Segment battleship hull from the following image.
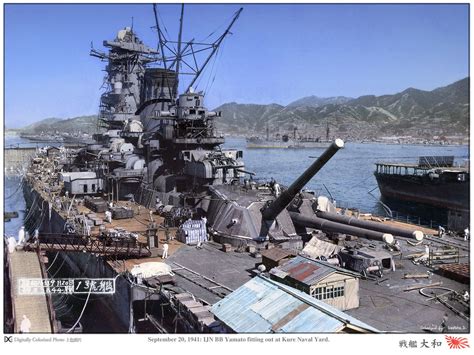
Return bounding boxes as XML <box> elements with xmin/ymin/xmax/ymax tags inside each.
<box><xmin>22</xmin><ymin>182</ymin><xmax>133</xmax><ymax>332</ymax></box>
<box><xmin>374</xmin><ymin>173</ymin><xmax>469</xmax><ymax>211</ymax></box>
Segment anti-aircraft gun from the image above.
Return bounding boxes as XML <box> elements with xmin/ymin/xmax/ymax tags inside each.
<box><xmin>205</xmin><ymin>139</ymin><xmax>345</xmax><ymax>248</ymax></box>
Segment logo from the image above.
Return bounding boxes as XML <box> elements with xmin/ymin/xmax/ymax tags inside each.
<box><xmin>445</xmin><ymin>336</ymin><xmax>470</xmax><ymax>349</ymax></box>
<box><xmin>4</xmin><ymin>336</ymin><xmax>13</xmax><ymax>343</ymax></box>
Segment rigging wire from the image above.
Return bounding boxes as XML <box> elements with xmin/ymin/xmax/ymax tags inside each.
<box><xmin>49</xmin><ymin>258</ymin><xmax>67</xmax><ymax>279</ymax></box>
<box><xmin>5</xmin><ymin>177</ymin><xmax>26</xmax><ymax>200</ymax></box>
<box><xmin>205</xmin><ymin>35</ymin><xmax>227</xmax><ymax>96</ymax></box>
<box><xmin>46</xmin><ymin>253</ymin><xmax>60</xmax><ymax>272</ymax></box>
<box><xmin>197</xmin><ymin>9</ymin><xmax>236</xmax><ymax>43</ymax></box>
<box><xmin>66</xmin><ymin>282</ymin><xmax>92</xmax><ymax>333</ymax></box>
<box><xmin>65</xmin><ymin>272</ymin><xmax>124</xmax><ymax>333</ymax></box>
<box><xmin>203</xmin><ymin>45</ymin><xmax>220</xmax><ymax>95</ymax></box>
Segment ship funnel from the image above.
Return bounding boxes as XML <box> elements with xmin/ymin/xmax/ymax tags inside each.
<box><xmin>262</xmin><ymin>138</ymin><xmax>344</xmax><ymax>221</ymax></box>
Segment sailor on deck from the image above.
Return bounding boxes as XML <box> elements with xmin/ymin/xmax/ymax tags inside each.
<box><xmin>20</xmin><ymin>315</ymin><xmax>31</xmax><ymax>333</ymax></box>
<box><xmin>18</xmin><ymin>226</ymin><xmax>26</xmax><ymax>245</ymax></box>
<box><xmin>162</xmin><ymin>243</ymin><xmax>169</xmax><ymax>259</ymax></box>
<box><xmin>438</xmin><ymin>226</ymin><xmax>445</xmax><ymax>237</ymax></box>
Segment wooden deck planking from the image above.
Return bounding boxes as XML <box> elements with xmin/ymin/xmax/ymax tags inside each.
<box><xmin>9</xmin><ymin>251</ymin><xmax>52</xmax><ymax>333</ymax></box>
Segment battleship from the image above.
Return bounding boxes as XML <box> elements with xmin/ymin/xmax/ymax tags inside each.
<box><xmin>5</xmin><ymin>5</ymin><xmax>470</xmax><ymax>335</ymax></box>
<box><xmin>375</xmin><ymin>156</ymin><xmax>470</xmax><ymax>232</ymax></box>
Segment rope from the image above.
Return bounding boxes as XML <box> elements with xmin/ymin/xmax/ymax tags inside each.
<box><xmin>49</xmin><ymin>258</ymin><xmax>67</xmax><ymax>279</ymax></box>
<box><xmin>66</xmin><ymin>272</ymin><xmax>124</xmax><ymax>333</ymax></box>
<box><xmin>46</xmin><ymin>253</ymin><xmax>59</xmax><ymax>272</ymax></box>
<box><xmin>22</xmin><ymin>195</ymin><xmax>39</xmax><ymax>222</ymax></box>
<box><xmin>5</xmin><ymin>178</ymin><xmax>26</xmax><ymax>200</ymax></box>
<box><xmin>66</xmin><ymin>283</ymin><xmax>92</xmax><ymax>333</ymax></box>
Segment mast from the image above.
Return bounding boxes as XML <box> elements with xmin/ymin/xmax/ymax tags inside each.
<box><xmin>153</xmin><ymin>3</ymin><xmax>175</xmax><ymax>109</ymax></box>
<box><xmin>185</xmin><ymin>7</ymin><xmax>243</xmax><ymax>93</ymax></box>
<box><xmin>152</xmin><ymin>5</ymin><xmax>243</xmax><ymax>97</ymax></box>
<box><xmin>153</xmin><ymin>4</ymin><xmax>167</xmax><ymax>71</ymax></box>
<box><xmin>173</xmin><ymin>4</ymin><xmax>185</xmax><ymax>99</ymax></box>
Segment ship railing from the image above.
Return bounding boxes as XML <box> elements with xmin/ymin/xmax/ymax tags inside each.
<box><xmin>390</xmin><ymin>210</ymin><xmax>446</xmax><ymax>230</ymax></box>
<box><xmin>375</xmin><ymin>163</ymin><xmax>430</xmax><ymax>176</ymax></box>
<box><xmin>27</xmin><ymin>233</ymin><xmax>151</xmax><ymax>258</ymax></box>
<box><xmin>336</xmin><ymin>199</ymin><xmax>446</xmax><ymax>231</ymax></box>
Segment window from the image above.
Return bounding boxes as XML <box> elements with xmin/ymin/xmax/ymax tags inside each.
<box><xmin>312</xmin><ymin>287</ymin><xmax>324</xmax><ymax>300</ymax></box>
<box><xmin>189</xmin><ymin>109</ymin><xmax>196</xmax><ymax>115</ymax></box>
<box><xmin>83</xmin><ymin>184</ymin><xmax>88</xmax><ymax>193</ymax></box>
<box><xmin>333</xmin><ymin>286</ymin><xmax>345</xmax><ymax>298</ymax></box>
<box><xmin>312</xmin><ymin>285</ymin><xmax>345</xmax><ymax>300</ymax></box>
<box><xmin>382</xmin><ymin>258</ymin><xmax>392</xmax><ymax>269</ymax></box>
<box><xmin>92</xmin><ymin>184</ymin><xmax>96</xmax><ymax>192</ymax></box>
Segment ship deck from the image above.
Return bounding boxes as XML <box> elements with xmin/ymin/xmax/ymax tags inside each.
<box><xmin>345</xmin><ymin>236</ymin><xmax>469</xmax><ymax>332</ymax></box>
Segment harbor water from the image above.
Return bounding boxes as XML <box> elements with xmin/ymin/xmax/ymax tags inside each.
<box><xmin>223</xmin><ymin>137</ymin><xmax>469</xmax><ymax>226</ymax></box>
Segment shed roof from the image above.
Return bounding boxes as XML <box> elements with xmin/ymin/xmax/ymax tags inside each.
<box><xmin>210</xmin><ymin>275</ymin><xmax>378</xmax><ymax>333</ymax></box>
<box><xmin>270</xmin><ymin>255</ymin><xmax>360</xmax><ymax>286</ymax></box>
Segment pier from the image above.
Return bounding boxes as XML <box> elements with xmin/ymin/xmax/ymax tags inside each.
<box><xmin>7</xmin><ymin>249</ymin><xmax>55</xmax><ymax>333</ymax></box>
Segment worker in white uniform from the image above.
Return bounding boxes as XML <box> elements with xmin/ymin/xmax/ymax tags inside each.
<box><xmin>162</xmin><ymin>243</ymin><xmax>169</xmax><ymax>259</ymax></box>
<box><xmin>18</xmin><ymin>226</ymin><xmax>26</xmax><ymax>245</ymax></box>
<box><xmin>463</xmin><ymin>290</ymin><xmax>470</xmax><ymax>302</ymax></box>
<box><xmin>105</xmin><ymin>211</ymin><xmax>112</xmax><ymax>223</ymax></box>
<box><xmin>20</xmin><ymin>315</ymin><xmax>32</xmax><ymax>333</ymax></box>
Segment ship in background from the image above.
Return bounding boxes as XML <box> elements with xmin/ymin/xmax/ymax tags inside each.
<box><xmin>374</xmin><ymin>156</ymin><xmax>470</xmax><ymax>231</ymax></box>
<box><xmin>247</xmin><ymin>123</ymin><xmax>333</xmax><ymax>149</ymax></box>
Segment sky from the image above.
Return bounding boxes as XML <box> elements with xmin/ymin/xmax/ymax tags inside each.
<box><xmin>4</xmin><ymin>3</ymin><xmax>469</xmax><ymax>128</ymax></box>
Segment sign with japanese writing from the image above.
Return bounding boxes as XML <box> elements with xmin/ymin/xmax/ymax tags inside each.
<box><xmin>18</xmin><ymin>278</ymin><xmax>115</xmax><ymax>295</ymax></box>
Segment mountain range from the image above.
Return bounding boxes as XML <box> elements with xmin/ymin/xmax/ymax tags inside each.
<box><xmin>214</xmin><ymin>77</ymin><xmax>469</xmax><ymax>139</ymax></box>
<box><xmin>10</xmin><ymin>77</ymin><xmax>469</xmax><ymax>140</ymax></box>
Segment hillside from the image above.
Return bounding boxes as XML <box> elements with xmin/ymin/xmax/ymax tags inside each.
<box><xmin>17</xmin><ymin>115</ymin><xmax>99</xmax><ymax>134</ymax></box>
<box><xmin>215</xmin><ymin>77</ymin><xmax>469</xmax><ymax>140</ymax></box>
<box><xmin>286</xmin><ymin>96</ymin><xmax>353</xmax><ymax>108</ymax></box>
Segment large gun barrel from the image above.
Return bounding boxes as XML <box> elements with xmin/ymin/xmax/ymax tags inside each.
<box><xmin>289</xmin><ymin>212</ymin><xmax>394</xmax><ymax>244</ymax></box>
<box><xmin>315</xmin><ymin>211</ymin><xmax>424</xmax><ymax>241</ymax></box>
<box><xmin>262</xmin><ymin>139</ymin><xmax>344</xmax><ymax>221</ymax></box>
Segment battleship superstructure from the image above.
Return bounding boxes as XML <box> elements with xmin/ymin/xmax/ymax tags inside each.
<box><xmin>83</xmin><ymin>9</ymin><xmax>250</xmax><ymax>221</ymax></box>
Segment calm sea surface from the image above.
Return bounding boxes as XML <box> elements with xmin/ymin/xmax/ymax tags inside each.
<box><xmin>4</xmin><ymin>135</ymin><xmax>469</xmax><ymax>236</ymax></box>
